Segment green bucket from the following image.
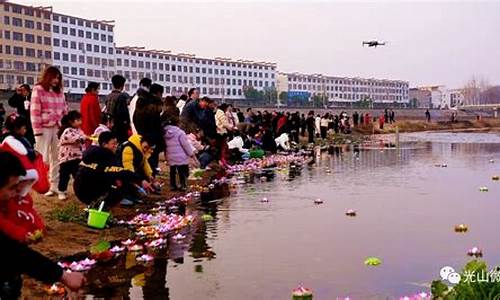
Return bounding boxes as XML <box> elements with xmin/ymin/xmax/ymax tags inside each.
<box><xmin>249</xmin><ymin>149</ymin><xmax>265</xmax><ymax>159</ymax></box>
<box><xmin>87</xmin><ymin>209</ymin><xmax>110</xmax><ymax>229</ymax></box>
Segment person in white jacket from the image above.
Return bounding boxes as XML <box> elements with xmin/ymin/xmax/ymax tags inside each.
<box><xmin>315</xmin><ymin>114</ymin><xmax>321</xmax><ymax>138</ymax></box>
<box><xmin>275</xmin><ymin>133</ymin><xmax>290</xmax><ymax>151</ymax></box>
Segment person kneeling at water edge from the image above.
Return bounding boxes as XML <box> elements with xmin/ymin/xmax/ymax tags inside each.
<box><xmin>0</xmin><ymin>151</ymin><xmax>86</xmax><ymax>298</ymax></box>
<box><xmin>119</xmin><ymin>134</ymin><xmax>158</xmax><ymax>199</ymax></box>
<box><xmin>74</xmin><ymin>132</ymin><xmax>145</xmax><ymax>208</ymax></box>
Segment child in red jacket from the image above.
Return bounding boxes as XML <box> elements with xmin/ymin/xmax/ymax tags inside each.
<box><xmin>0</xmin><ymin>135</ymin><xmax>49</xmax><ymax>243</ymax></box>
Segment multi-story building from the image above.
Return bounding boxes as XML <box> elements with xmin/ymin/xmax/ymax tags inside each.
<box><xmin>442</xmin><ymin>88</ymin><xmax>464</xmax><ymax>108</ymax></box>
<box><xmin>410</xmin><ymin>85</ymin><xmax>446</xmax><ymax>109</ymax></box>
<box><xmin>51</xmin><ymin>11</ymin><xmax>115</xmax><ymax>95</ymax></box>
<box><xmin>114</xmin><ymin>46</ymin><xmax>277</xmax><ymax>100</ymax></box>
<box><xmin>409</xmin><ymin>88</ymin><xmax>431</xmax><ymax>108</ymax></box>
<box><xmin>0</xmin><ymin>0</ymin><xmax>53</xmax><ymax>89</ymax></box>
<box><xmin>281</xmin><ymin>72</ymin><xmax>409</xmax><ymax>106</ymax></box>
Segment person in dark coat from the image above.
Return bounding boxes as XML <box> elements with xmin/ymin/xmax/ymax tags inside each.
<box><xmin>289</xmin><ymin>112</ymin><xmax>301</xmax><ymax>143</ymax></box>
<box><xmin>74</xmin><ymin>132</ymin><xmax>143</xmax><ymax>208</ymax></box>
<box><xmin>105</xmin><ymin>75</ymin><xmax>130</xmax><ymax>143</ymax></box>
<box><xmin>8</xmin><ymin>84</ymin><xmax>35</xmax><ymax>145</ymax></box>
<box><xmin>180</xmin><ymin>96</ymin><xmax>209</xmax><ymax>133</ymax></box>
<box><xmin>352</xmin><ymin>111</ymin><xmax>359</xmax><ymax>126</ymax></box>
<box><xmin>300</xmin><ymin>114</ymin><xmax>306</xmax><ymax>137</ymax></box>
<box><xmin>306</xmin><ymin>111</ymin><xmax>315</xmax><ymax>143</ymax></box>
<box><xmin>134</xmin><ymin>83</ymin><xmax>165</xmax><ymax>176</ymax></box>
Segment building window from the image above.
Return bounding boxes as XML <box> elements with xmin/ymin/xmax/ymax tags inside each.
<box><xmin>100</xmin><ymin>34</ymin><xmax>106</xmax><ymax>42</ymax></box>
<box><xmin>70</xmin><ymin>41</ymin><xmax>76</xmax><ymax>49</ymax></box>
<box><xmin>62</xmin><ymin>66</ymin><xmax>69</xmax><ymax>74</ymax></box>
<box><xmin>108</xmin><ymin>47</ymin><xmax>113</xmax><ymax>55</ymax></box>
<box><xmin>24</xmin><ymin>20</ymin><xmax>34</xmax><ymax>29</ymax></box>
<box><xmin>71</xmin><ymin>54</ymin><xmax>77</xmax><ymax>62</ymax></box>
<box><xmin>62</xmin><ymin>53</ymin><xmax>68</xmax><ymax>61</ymax></box>
<box><xmin>70</xmin><ymin>28</ymin><xmax>76</xmax><ymax>36</ymax></box>
<box><xmin>26</xmin><ymin>48</ymin><xmax>35</xmax><ymax>57</ymax></box>
<box><xmin>13</xmin><ymin>61</ymin><xmax>24</xmax><ymax>70</ymax></box>
<box><xmin>13</xmin><ymin>47</ymin><xmax>23</xmax><ymax>56</ymax></box>
<box><xmin>26</xmin><ymin>62</ymin><xmax>36</xmax><ymax>71</ymax></box>
<box><xmin>13</xmin><ymin>32</ymin><xmax>23</xmax><ymax>41</ymax></box>
<box><xmin>24</xmin><ymin>34</ymin><xmax>35</xmax><ymax>43</ymax></box>
<box><xmin>85</xmin><ymin>31</ymin><xmax>91</xmax><ymax>39</ymax></box>
<box><xmin>44</xmin><ymin>37</ymin><xmax>51</xmax><ymax>46</ymax></box>
<box><xmin>93</xmin><ymin>32</ymin><xmax>99</xmax><ymax>40</ymax></box>
<box><xmin>12</xmin><ymin>17</ymin><xmax>22</xmax><ymax>27</ymax></box>
<box><xmin>78</xmin><ymin>30</ymin><xmax>84</xmax><ymax>37</ymax></box>
<box><xmin>101</xmin><ymin>46</ymin><xmax>106</xmax><ymax>54</ymax></box>
<box><xmin>3</xmin><ymin>16</ymin><xmax>10</xmax><ymax>25</ymax></box>
<box><xmin>61</xmin><ymin>40</ymin><xmax>68</xmax><ymax>48</ymax></box>
<box><xmin>108</xmin><ymin>35</ymin><xmax>113</xmax><ymax>43</ymax></box>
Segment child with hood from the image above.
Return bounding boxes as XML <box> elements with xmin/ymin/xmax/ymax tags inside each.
<box><xmin>164</xmin><ymin>116</ymin><xmax>195</xmax><ymax>191</ymax></box>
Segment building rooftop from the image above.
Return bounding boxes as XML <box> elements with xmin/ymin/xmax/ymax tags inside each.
<box><xmin>280</xmin><ymin>71</ymin><xmax>409</xmax><ymax>84</ymax></box>
<box><xmin>116</xmin><ymin>46</ymin><xmax>276</xmax><ymax>67</ymax></box>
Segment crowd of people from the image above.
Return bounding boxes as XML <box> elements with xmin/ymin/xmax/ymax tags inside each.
<box><xmin>0</xmin><ymin>65</ymin><xmax>401</xmax><ymax>297</ymax></box>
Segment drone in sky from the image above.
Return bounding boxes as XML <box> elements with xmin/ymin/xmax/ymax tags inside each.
<box><xmin>362</xmin><ymin>40</ymin><xmax>386</xmax><ymax>47</ymax></box>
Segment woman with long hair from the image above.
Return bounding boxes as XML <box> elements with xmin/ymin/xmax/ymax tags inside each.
<box><xmin>30</xmin><ymin>66</ymin><xmax>68</xmax><ymax>196</ymax></box>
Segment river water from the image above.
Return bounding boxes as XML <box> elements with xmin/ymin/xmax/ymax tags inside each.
<box><xmin>87</xmin><ymin>132</ymin><xmax>500</xmax><ymax>299</ymax></box>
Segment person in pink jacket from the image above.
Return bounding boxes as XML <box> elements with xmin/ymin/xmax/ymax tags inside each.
<box><xmin>30</xmin><ymin>66</ymin><xmax>68</xmax><ymax>195</ymax></box>
<box><xmin>57</xmin><ymin>111</ymin><xmax>88</xmax><ymax>200</ymax></box>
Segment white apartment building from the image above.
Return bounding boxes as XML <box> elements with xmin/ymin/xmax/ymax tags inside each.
<box><xmin>442</xmin><ymin>88</ymin><xmax>464</xmax><ymax>108</ymax></box>
<box><xmin>114</xmin><ymin>46</ymin><xmax>277</xmax><ymax>100</ymax></box>
<box><xmin>282</xmin><ymin>72</ymin><xmax>410</xmax><ymax>105</ymax></box>
<box><xmin>51</xmin><ymin>12</ymin><xmax>116</xmax><ymax>95</ymax></box>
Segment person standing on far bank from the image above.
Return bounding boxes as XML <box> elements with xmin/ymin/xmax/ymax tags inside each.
<box><xmin>30</xmin><ymin>66</ymin><xmax>68</xmax><ymax>195</ymax></box>
<box><xmin>425</xmin><ymin>109</ymin><xmax>431</xmax><ymax>122</ymax></box>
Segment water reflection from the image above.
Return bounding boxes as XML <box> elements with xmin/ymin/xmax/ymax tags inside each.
<box><xmin>84</xmin><ymin>133</ymin><xmax>500</xmax><ymax>299</ymax></box>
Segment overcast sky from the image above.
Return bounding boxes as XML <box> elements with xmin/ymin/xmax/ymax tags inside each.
<box><xmin>14</xmin><ymin>0</ymin><xmax>500</xmax><ymax>88</ymax></box>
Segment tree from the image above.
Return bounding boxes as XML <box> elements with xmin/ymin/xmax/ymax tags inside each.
<box><xmin>263</xmin><ymin>87</ymin><xmax>277</xmax><ymax>104</ymax></box>
<box><xmin>410</xmin><ymin>98</ymin><xmax>418</xmax><ymax>108</ymax></box>
<box><xmin>358</xmin><ymin>96</ymin><xmax>373</xmax><ymax>109</ymax></box>
<box><xmin>312</xmin><ymin>95</ymin><xmax>323</xmax><ymax>108</ymax></box>
<box><xmin>243</xmin><ymin>86</ymin><xmax>263</xmax><ymax>101</ymax></box>
<box><xmin>279</xmin><ymin>91</ymin><xmax>288</xmax><ymax>102</ymax></box>
<box><xmin>462</xmin><ymin>75</ymin><xmax>491</xmax><ymax>106</ymax></box>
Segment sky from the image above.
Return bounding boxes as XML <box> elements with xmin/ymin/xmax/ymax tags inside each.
<box><xmin>14</xmin><ymin>0</ymin><xmax>500</xmax><ymax>88</ymax></box>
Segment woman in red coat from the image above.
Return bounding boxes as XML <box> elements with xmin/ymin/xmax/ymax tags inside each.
<box><xmin>80</xmin><ymin>82</ymin><xmax>101</xmax><ymax>136</ymax></box>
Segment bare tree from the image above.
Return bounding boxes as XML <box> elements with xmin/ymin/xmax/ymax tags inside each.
<box><xmin>462</xmin><ymin>75</ymin><xmax>492</xmax><ymax>106</ymax></box>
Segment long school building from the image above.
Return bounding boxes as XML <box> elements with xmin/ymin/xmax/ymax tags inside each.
<box><xmin>0</xmin><ymin>0</ymin><xmax>409</xmax><ymax>105</ymax></box>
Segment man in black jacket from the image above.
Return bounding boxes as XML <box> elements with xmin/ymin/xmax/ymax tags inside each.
<box><xmin>105</xmin><ymin>75</ymin><xmax>130</xmax><ymax>143</ymax></box>
<box><xmin>74</xmin><ymin>132</ymin><xmax>142</xmax><ymax>208</ymax></box>
<box><xmin>0</xmin><ymin>151</ymin><xmax>85</xmax><ymax>298</ymax></box>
